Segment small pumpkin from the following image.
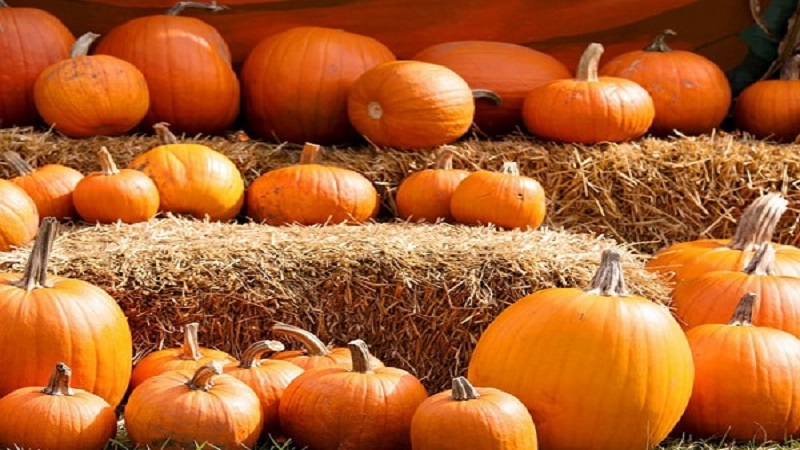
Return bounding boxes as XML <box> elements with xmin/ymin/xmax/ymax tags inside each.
<box><xmin>410</xmin><ymin>376</ymin><xmax>538</xmax><ymax>450</ymax></box>
<box><xmin>395</xmin><ymin>146</ymin><xmax>470</xmax><ymax>223</ymax></box>
<box><xmin>734</xmin><ymin>55</ymin><xmax>800</xmax><ymax>142</ymax></box>
<box><xmin>246</xmin><ymin>142</ymin><xmax>379</xmax><ymax>225</ymax></box>
<box><xmin>449</xmin><ymin>161</ymin><xmax>546</xmax><ymax>230</ymax></box>
<box><xmin>412</xmin><ymin>40</ymin><xmax>571</xmax><ymax>136</ymax></box>
<box><xmin>270</xmin><ymin>322</ymin><xmax>384</xmax><ymax>370</ymax></box>
<box><xmin>0</xmin><ymin>362</ymin><xmax>118</xmax><ymax>450</ymax></box>
<box><xmin>72</xmin><ymin>147</ymin><xmax>159</xmax><ymax>224</ymax></box>
<box><xmin>679</xmin><ymin>292</ymin><xmax>800</xmax><ymax>442</ymax></box>
<box><xmin>33</xmin><ymin>32</ymin><xmax>150</xmax><ymax>138</ymax></box>
<box><xmin>0</xmin><ymin>178</ymin><xmax>39</xmax><ymax>251</ymax></box>
<box><xmin>522</xmin><ymin>42</ymin><xmax>655</xmax><ymax>144</ymax></box>
<box><xmin>125</xmin><ymin>361</ymin><xmax>264</xmax><ymax>449</ymax></box>
<box><xmin>129</xmin><ymin>123</ymin><xmax>245</xmax><ymax>221</ymax></box>
<box><xmin>4</xmin><ymin>151</ymin><xmax>83</xmax><ymax>221</ymax></box>
<box><xmin>279</xmin><ymin>339</ymin><xmax>428</xmax><ymax>450</ymax></box>
<box><xmin>599</xmin><ymin>29</ymin><xmax>732</xmax><ymax>136</ymax></box>
<box><xmin>129</xmin><ymin>321</ymin><xmax>238</xmax><ymax>390</ymax></box>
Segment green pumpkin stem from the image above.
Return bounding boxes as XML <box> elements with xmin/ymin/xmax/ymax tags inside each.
<box><xmin>271</xmin><ymin>322</ymin><xmax>332</xmax><ymax>357</ymax></box>
<box><xmin>180</xmin><ymin>322</ymin><xmax>203</xmax><ymax>360</ymax></box>
<box><xmin>237</xmin><ymin>340</ymin><xmax>285</xmax><ymax>369</ymax></box>
<box><xmin>166</xmin><ymin>0</ymin><xmax>228</xmax><ymax>16</ymax></box>
<box><xmin>70</xmin><ymin>32</ymin><xmax>101</xmax><ymax>58</ymax></box>
<box><xmin>780</xmin><ymin>55</ymin><xmax>800</xmax><ymax>80</ymax></box>
<box><xmin>41</xmin><ymin>362</ymin><xmax>74</xmax><ymax>396</ymax></box>
<box><xmin>575</xmin><ymin>43</ymin><xmax>604</xmax><ymax>82</ymax></box>
<box><xmin>743</xmin><ymin>243</ymin><xmax>776</xmax><ymax>276</ymax></box>
<box><xmin>451</xmin><ymin>376</ymin><xmax>480</xmax><ymax>401</ymax></box>
<box><xmin>97</xmin><ymin>147</ymin><xmax>120</xmax><ymax>176</ymax></box>
<box><xmin>586</xmin><ymin>249</ymin><xmax>628</xmax><ymax>296</ymax></box>
<box><xmin>728</xmin><ymin>192</ymin><xmax>787</xmax><ymax>251</ymax></box>
<box><xmin>472</xmin><ymin>89</ymin><xmax>503</xmax><ymax>106</ymax></box>
<box><xmin>153</xmin><ymin>122</ymin><xmax>179</xmax><ymax>145</ymax></box>
<box><xmin>13</xmin><ymin>218</ymin><xmax>58</xmax><ymax>290</ymax></box>
<box><xmin>644</xmin><ymin>29</ymin><xmax>677</xmax><ymax>52</ymax></box>
<box><xmin>434</xmin><ymin>146</ymin><xmax>458</xmax><ymax>170</ymax></box>
<box><xmin>186</xmin><ymin>360</ymin><xmax>223</xmax><ymax>391</ymax></box>
<box><xmin>501</xmin><ymin>161</ymin><xmax>520</xmax><ymax>176</ymax></box>
<box><xmin>298</xmin><ymin>142</ymin><xmax>323</xmax><ymax>164</ymax></box>
<box><xmin>728</xmin><ymin>292</ymin><xmax>758</xmax><ymax>326</ymax></box>
<box><xmin>3</xmin><ymin>151</ymin><xmax>35</xmax><ymax>176</ymax></box>
<box><xmin>348</xmin><ymin>339</ymin><xmax>374</xmax><ymax>373</ymax></box>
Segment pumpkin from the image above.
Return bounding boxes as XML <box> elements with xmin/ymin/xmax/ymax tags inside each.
<box><xmin>0</xmin><ymin>218</ymin><xmax>132</xmax><ymax>406</ymax></box>
<box><xmin>734</xmin><ymin>54</ymin><xmax>800</xmax><ymax>142</ymax></box>
<box><xmin>522</xmin><ymin>42</ymin><xmax>655</xmax><ymax>144</ymax></box>
<box><xmin>129</xmin><ymin>322</ymin><xmax>238</xmax><ymax>390</ymax></box>
<box><xmin>395</xmin><ymin>146</ymin><xmax>470</xmax><ymax>223</ymax></box>
<box><xmin>348</xmin><ymin>60</ymin><xmax>499</xmax><ymax>149</ymax></box>
<box><xmin>246</xmin><ymin>142</ymin><xmax>379</xmax><ymax>225</ymax></box>
<box><xmin>0</xmin><ymin>178</ymin><xmax>39</xmax><ymax>251</ymax></box>
<box><xmin>128</xmin><ymin>123</ymin><xmax>245</xmax><ymax>222</ymax></box>
<box><xmin>0</xmin><ymin>362</ymin><xmax>117</xmax><ymax>450</ymax></box>
<box><xmin>646</xmin><ymin>192</ymin><xmax>800</xmax><ymax>284</ymax></box>
<box><xmin>270</xmin><ymin>322</ymin><xmax>384</xmax><ymax>370</ymax></box>
<box><xmin>224</xmin><ymin>339</ymin><xmax>304</xmax><ymax>438</ymax></box>
<box><xmin>0</xmin><ymin>0</ymin><xmax>74</xmax><ymax>127</ymax></box>
<box><xmin>449</xmin><ymin>161</ymin><xmax>546</xmax><ymax>230</ymax></box>
<box><xmin>94</xmin><ymin>2</ymin><xmax>239</xmax><ymax>135</ymax></box>
<box><xmin>73</xmin><ymin>147</ymin><xmax>159</xmax><ymax>224</ymax></box>
<box><xmin>412</xmin><ymin>40</ymin><xmax>571</xmax><ymax>136</ymax></box>
<box><xmin>125</xmin><ymin>361</ymin><xmax>264</xmax><ymax>449</ymax></box>
<box><xmin>679</xmin><ymin>292</ymin><xmax>800</xmax><ymax>442</ymax></box>
<box><xmin>279</xmin><ymin>339</ymin><xmax>428</xmax><ymax>450</ymax></box>
<box><xmin>598</xmin><ymin>29</ymin><xmax>732</xmax><ymax>136</ymax></box>
<box><xmin>4</xmin><ymin>151</ymin><xmax>83</xmax><ymax>221</ymax></box>
<box><xmin>242</xmin><ymin>26</ymin><xmax>396</xmax><ymax>145</ymax></box>
<box><xmin>467</xmin><ymin>249</ymin><xmax>694</xmax><ymax>450</ymax></box>
<box><xmin>33</xmin><ymin>32</ymin><xmax>150</xmax><ymax>138</ymax></box>
<box><xmin>671</xmin><ymin>243</ymin><xmax>800</xmax><ymax>337</ymax></box>
<box><xmin>410</xmin><ymin>376</ymin><xmax>538</xmax><ymax>450</ymax></box>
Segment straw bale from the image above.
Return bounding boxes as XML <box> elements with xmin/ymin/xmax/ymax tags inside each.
<box><xmin>0</xmin><ymin>218</ymin><xmax>666</xmax><ymax>392</ymax></box>
<box><xmin>1</xmin><ymin>128</ymin><xmax>799</xmax><ymax>254</ymax></box>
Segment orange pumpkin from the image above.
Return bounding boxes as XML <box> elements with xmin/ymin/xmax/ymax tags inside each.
<box><xmin>270</xmin><ymin>322</ymin><xmax>384</xmax><ymax>370</ymax></box>
<box><xmin>0</xmin><ymin>1</ymin><xmax>74</xmax><ymax>127</ymax></box>
<box><xmin>0</xmin><ymin>178</ymin><xmax>39</xmax><ymax>252</ymax></box>
<box><xmin>468</xmin><ymin>249</ymin><xmax>694</xmax><ymax>450</ymax></box>
<box><xmin>246</xmin><ymin>142</ymin><xmax>379</xmax><ymax>225</ymax></box>
<box><xmin>734</xmin><ymin>55</ymin><xmax>800</xmax><ymax>142</ymax></box>
<box><xmin>522</xmin><ymin>43</ymin><xmax>655</xmax><ymax>144</ymax></box>
<box><xmin>599</xmin><ymin>29</ymin><xmax>731</xmax><ymax>136</ymax></box>
<box><xmin>34</xmin><ymin>32</ymin><xmax>150</xmax><ymax>138</ymax></box>
<box><xmin>395</xmin><ymin>146</ymin><xmax>470</xmax><ymax>223</ymax></box>
<box><xmin>4</xmin><ymin>151</ymin><xmax>82</xmax><ymax>222</ymax></box>
<box><xmin>242</xmin><ymin>26</ymin><xmax>396</xmax><ymax>145</ymax></box>
<box><xmin>412</xmin><ymin>40</ymin><xmax>571</xmax><ymax>136</ymax></box>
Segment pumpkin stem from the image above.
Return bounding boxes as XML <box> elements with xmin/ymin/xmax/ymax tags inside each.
<box><xmin>12</xmin><ymin>218</ymin><xmax>58</xmax><ymax>291</ymax></box>
<box><xmin>728</xmin><ymin>292</ymin><xmax>758</xmax><ymax>326</ymax></box>
<box><xmin>271</xmin><ymin>322</ymin><xmax>332</xmax><ymax>357</ymax></box>
<box><xmin>780</xmin><ymin>55</ymin><xmax>800</xmax><ymax>80</ymax></box>
<box><xmin>153</xmin><ymin>122</ymin><xmax>179</xmax><ymax>145</ymax></box>
<box><xmin>0</xmin><ymin>1</ymin><xmax>8</xmax><ymax>7</ymax></box>
<box><xmin>348</xmin><ymin>339</ymin><xmax>374</xmax><ymax>374</ymax></box>
<box><xmin>472</xmin><ymin>89</ymin><xmax>503</xmax><ymax>106</ymax></box>
<box><xmin>237</xmin><ymin>340</ymin><xmax>285</xmax><ymax>369</ymax></box>
<box><xmin>96</xmin><ymin>147</ymin><xmax>120</xmax><ymax>176</ymax></box>
<box><xmin>180</xmin><ymin>322</ymin><xmax>204</xmax><ymax>360</ymax></box>
<box><xmin>3</xmin><ymin>151</ymin><xmax>36</xmax><ymax>176</ymax></box>
<box><xmin>575</xmin><ymin>43</ymin><xmax>604</xmax><ymax>82</ymax></box>
<box><xmin>500</xmin><ymin>161</ymin><xmax>520</xmax><ymax>176</ymax></box>
<box><xmin>433</xmin><ymin>146</ymin><xmax>458</xmax><ymax>170</ymax></box>
<box><xmin>644</xmin><ymin>29</ymin><xmax>677</xmax><ymax>52</ymax></box>
<box><xmin>70</xmin><ymin>32</ymin><xmax>101</xmax><ymax>58</ymax></box>
<box><xmin>298</xmin><ymin>142</ymin><xmax>323</xmax><ymax>164</ymax></box>
<box><xmin>743</xmin><ymin>243</ymin><xmax>777</xmax><ymax>276</ymax></box>
<box><xmin>586</xmin><ymin>249</ymin><xmax>628</xmax><ymax>296</ymax></box>
<box><xmin>166</xmin><ymin>0</ymin><xmax>228</xmax><ymax>16</ymax></box>
<box><xmin>728</xmin><ymin>192</ymin><xmax>787</xmax><ymax>251</ymax></box>
<box><xmin>41</xmin><ymin>362</ymin><xmax>74</xmax><ymax>396</ymax></box>
<box><xmin>451</xmin><ymin>376</ymin><xmax>480</xmax><ymax>401</ymax></box>
<box><xmin>186</xmin><ymin>360</ymin><xmax>223</xmax><ymax>391</ymax></box>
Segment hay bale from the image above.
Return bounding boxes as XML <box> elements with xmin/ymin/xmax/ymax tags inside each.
<box><xmin>1</xmin><ymin>128</ymin><xmax>799</xmax><ymax>253</ymax></box>
<box><xmin>0</xmin><ymin>218</ymin><xmax>667</xmax><ymax>392</ymax></box>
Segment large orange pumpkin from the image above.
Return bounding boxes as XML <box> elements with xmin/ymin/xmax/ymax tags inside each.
<box><xmin>734</xmin><ymin>55</ymin><xmax>800</xmax><ymax>142</ymax></box>
<box><xmin>467</xmin><ymin>249</ymin><xmax>694</xmax><ymax>450</ymax></box>
<box><xmin>4</xmin><ymin>151</ymin><xmax>83</xmax><ymax>222</ymax></box>
<box><xmin>0</xmin><ymin>178</ymin><xmax>39</xmax><ymax>252</ymax></box>
<box><xmin>242</xmin><ymin>26</ymin><xmax>396</xmax><ymax>145</ymax></box>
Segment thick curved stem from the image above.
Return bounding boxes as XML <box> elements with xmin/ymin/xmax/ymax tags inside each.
<box><xmin>451</xmin><ymin>376</ymin><xmax>480</xmax><ymax>401</ymax></box>
<box><xmin>728</xmin><ymin>292</ymin><xmax>758</xmax><ymax>326</ymax></box>
<box><xmin>644</xmin><ymin>29</ymin><xmax>677</xmax><ymax>52</ymax></box>
<box><xmin>728</xmin><ymin>192</ymin><xmax>787</xmax><ymax>251</ymax></box>
<box><xmin>97</xmin><ymin>147</ymin><xmax>120</xmax><ymax>176</ymax></box>
<box><xmin>780</xmin><ymin>55</ymin><xmax>800</xmax><ymax>80</ymax></box>
<box><xmin>180</xmin><ymin>322</ymin><xmax>203</xmax><ymax>360</ymax></box>
<box><xmin>41</xmin><ymin>362</ymin><xmax>74</xmax><ymax>396</ymax></box>
<box><xmin>743</xmin><ymin>243</ymin><xmax>776</xmax><ymax>276</ymax></box>
<box><xmin>271</xmin><ymin>322</ymin><xmax>332</xmax><ymax>356</ymax></box>
<box><xmin>12</xmin><ymin>218</ymin><xmax>58</xmax><ymax>290</ymax></box>
<box><xmin>348</xmin><ymin>339</ymin><xmax>374</xmax><ymax>373</ymax></box>
<box><xmin>166</xmin><ymin>1</ymin><xmax>228</xmax><ymax>16</ymax></box>
<box><xmin>586</xmin><ymin>249</ymin><xmax>628</xmax><ymax>296</ymax></box>
<box><xmin>238</xmin><ymin>340</ymin><xmax>285</xmax><ymax>369</ymax></box>
<box><xmin>500</xmin><ymin>161</ymin><xmax>520</xmax><ymax>176</ymax></box>
<box><xmin>575</xmin><ymin>43</ymin><xmax>604</xmax><ymax>82</ymax></box>
<box><xmin>70</xmin><ymin>32</ymin><xmax>101</xmax><ymax>58</ymax></box>
<box><xmin>298</xmin><ymin>143</ymin><xmax>322</xmax><ymax>164</ymax></box>
<box><xmin>434</xmin><ymin>146</ymin><xmax>457</xmax><ymax>170</ymax></box>
<box><xmin>186</xmin><ymin>361</ymin><xmax>223</xmax><ymax>391</ymax></box>
<box><xmin>153</xmin><ymin>123</ymin><xmax>179</xmax><ymax>145</ymax></box>
<box><xmin>3</xmin><ymin>151</ymin><xmax>35</xmax><ymax>176</ymax></box>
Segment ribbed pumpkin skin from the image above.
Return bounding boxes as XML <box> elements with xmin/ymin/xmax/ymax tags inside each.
<box><xmin>73</xmin><ymin>167</ymin><xmax>159</xmax><ymax>224</ymax></box>
<box><xmin>7</xmin><ymin>163</ymin><xmax>83</xmax><ymax>221</ymax></box>
<box><xmin>396</xmin><ymin>168</ymin><xmax>469</xmax><ymax>223</ymax></box>
<box><xmin>413</xmin><ymin>41</ymin><xmax>571</xmax><ymax>136</ymax></box>
<box><xmin>0</xmin><ymin>5</ymin><xmax>74</xmax><ymax>127</ymax></box>
<box><xmin>270</xmin><ymin>348</ymin><xmax>385</xmax><ymax>371</ymax></box>
<box><xmin>95</xmin><ymin>15</ymin><xmax>239</xmax><ymax>135</ymax></box>
<box><xmin>467</xmin><ymin>287</ymin><xmax>694</xmax><ymax>449</ymax></box>
<box><xmin>130</xmin><ymin>346</ymin><xmax>238</xmax><ymax>390</ymax></box>
<box><xmin>681</xmin><ymin>322</ymin><xmax>800</xmax><ymax>441</ymax></box>
<box><xmin>242</xmin><ymin>26</ymin><xmax>396</xmax><ymax>145</ymax></box>
<box><xmin>0</xmin><ymin>179</ymin><xmax>39</xmax><ymax>251</ymax></box>
<box><xmin>734</xmin><ymin>79</ymin><xmax>800</xmax><ymax>142</ymax></box>
<box><xmin>348</xmin><ymin>60</ymin><xmax>476</xmax><ymax>149</ymax></box>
